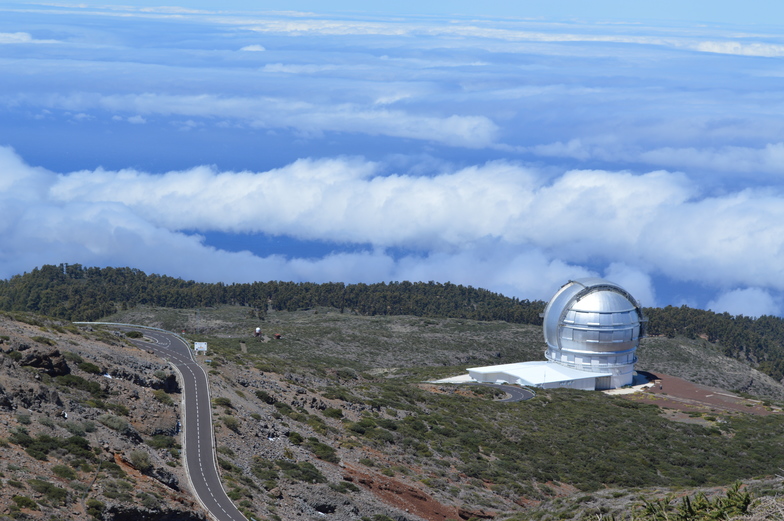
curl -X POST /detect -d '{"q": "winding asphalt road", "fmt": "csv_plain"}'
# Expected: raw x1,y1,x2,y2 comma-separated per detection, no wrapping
469,383,535,402
494,384,535,402
115,326,246,521
81,323,530,521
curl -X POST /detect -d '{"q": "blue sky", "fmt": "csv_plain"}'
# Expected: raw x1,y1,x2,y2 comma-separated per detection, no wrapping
2,2,784,317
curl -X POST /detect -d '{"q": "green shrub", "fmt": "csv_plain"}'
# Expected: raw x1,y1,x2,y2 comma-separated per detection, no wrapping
86,498,105,518
129,450,152,473
98,414,128,433
12,495,38,510
63,351,84,363
9,429,71,460
102,479,134,501
153,389,173,405
330,481,360,493
55,374,104,398
304,439,340,464
137,491,160,509
255,390,276,404
147,435,177,449
218,457,240,473
52,464,77,480
78,362,102,374
108,402,130,416
322,386,361,402
323,407,344,419
251,457,279,486
217,445,235,457
101,461,127,478
277,460,326,483
223,416,240,433
31,335,56,346
27,479,68,505
213,397,234,408
273,402,293,415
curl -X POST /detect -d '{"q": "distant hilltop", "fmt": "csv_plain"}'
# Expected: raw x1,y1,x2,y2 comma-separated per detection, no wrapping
1,264,783,383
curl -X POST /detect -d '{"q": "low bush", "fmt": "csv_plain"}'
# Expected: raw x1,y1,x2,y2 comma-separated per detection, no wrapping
277,460,326,483
27,479,69,505
86,498,105,518
12,495,38,510
31,335,56,346
52,464,77,480
323,407,343,419
78,361,102,374
55,374,104,398
63,351,84,363
255,390,276,404
223,416,240,433
304,438,340,463
108,402,130,416
153,389,173,405
217,446,235,458
213,397,233,408
129,451,152,473
98,414,128,433
330,481,360,493
147,435,176,450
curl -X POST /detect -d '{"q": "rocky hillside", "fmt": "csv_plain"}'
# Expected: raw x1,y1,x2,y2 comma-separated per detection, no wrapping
0,312,202,520
113,306,784,521
1,306,783,521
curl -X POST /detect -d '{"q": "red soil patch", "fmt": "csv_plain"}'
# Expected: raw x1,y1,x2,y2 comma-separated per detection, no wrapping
628,373,780,417
343,464,495,520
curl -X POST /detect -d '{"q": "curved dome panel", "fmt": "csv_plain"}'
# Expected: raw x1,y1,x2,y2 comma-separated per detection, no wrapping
543,278,645,387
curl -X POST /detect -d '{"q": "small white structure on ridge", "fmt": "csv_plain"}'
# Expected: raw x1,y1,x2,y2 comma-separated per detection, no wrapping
460,278,646,390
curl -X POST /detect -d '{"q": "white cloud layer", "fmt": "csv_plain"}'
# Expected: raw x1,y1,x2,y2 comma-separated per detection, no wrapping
708,288,781,318
4,145,784,312
4,7,784,317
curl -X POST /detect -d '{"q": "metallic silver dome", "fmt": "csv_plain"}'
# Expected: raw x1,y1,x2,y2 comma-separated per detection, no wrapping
543,277,645,388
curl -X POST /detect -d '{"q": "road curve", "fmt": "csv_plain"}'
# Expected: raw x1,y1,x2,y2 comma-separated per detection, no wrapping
468,383,535,402
117,326,246,521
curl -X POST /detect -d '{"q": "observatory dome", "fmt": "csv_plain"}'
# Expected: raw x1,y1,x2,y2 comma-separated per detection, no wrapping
543,278,645,389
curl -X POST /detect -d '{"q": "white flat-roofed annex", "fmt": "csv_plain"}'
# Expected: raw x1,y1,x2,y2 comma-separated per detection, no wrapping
466,361,612,390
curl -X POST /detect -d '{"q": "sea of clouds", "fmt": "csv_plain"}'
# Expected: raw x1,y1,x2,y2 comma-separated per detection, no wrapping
1,5,784,316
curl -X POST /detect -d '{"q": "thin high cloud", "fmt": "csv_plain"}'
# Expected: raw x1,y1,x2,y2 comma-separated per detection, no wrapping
17,93,498,148
3,7,783,160
1,145,781,310
235,16,784,57
0,32,59,44
528,141,784,177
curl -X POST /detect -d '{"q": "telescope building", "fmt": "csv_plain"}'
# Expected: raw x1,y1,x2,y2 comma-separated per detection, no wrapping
465,278,646,390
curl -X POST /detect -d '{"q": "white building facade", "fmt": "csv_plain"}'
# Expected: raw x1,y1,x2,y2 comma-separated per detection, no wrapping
464,278,645,391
